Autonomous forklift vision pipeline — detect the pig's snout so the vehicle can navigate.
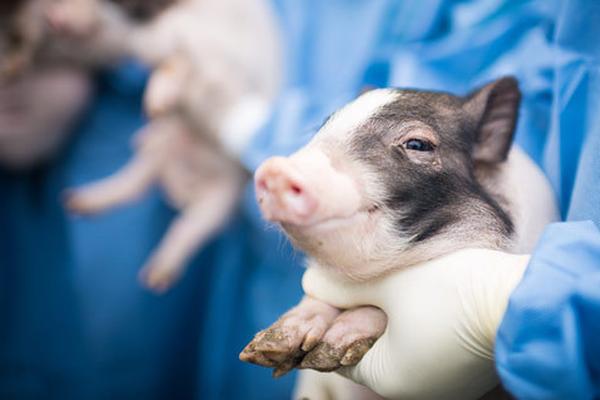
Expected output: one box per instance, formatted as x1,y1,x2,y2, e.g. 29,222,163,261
255,151,364,227
255,157,318,225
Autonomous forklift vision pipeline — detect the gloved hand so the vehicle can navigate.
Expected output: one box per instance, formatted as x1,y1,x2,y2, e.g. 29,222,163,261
0,65,91,170
300,248,530,400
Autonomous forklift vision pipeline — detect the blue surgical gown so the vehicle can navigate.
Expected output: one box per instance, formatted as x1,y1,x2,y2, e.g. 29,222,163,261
1,0,599,399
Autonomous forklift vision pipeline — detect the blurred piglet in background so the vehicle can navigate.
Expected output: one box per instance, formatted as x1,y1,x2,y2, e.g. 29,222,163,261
241,78,558,399
37,0,282,292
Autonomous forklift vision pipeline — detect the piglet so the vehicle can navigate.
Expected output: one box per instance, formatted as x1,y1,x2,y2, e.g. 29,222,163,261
59,0,281,292
240,77,558,397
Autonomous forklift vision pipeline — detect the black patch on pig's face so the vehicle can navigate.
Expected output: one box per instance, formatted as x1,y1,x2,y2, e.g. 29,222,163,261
349,87,514,243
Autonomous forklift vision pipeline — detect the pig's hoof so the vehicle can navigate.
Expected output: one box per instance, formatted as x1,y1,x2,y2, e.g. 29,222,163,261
240,330,281,367
240,300,341,373
299,306,386,371
300,338,376,371
299,342,344,371
272,349,307,378
63,189,99,215
239,325,308,371
139,264,179,294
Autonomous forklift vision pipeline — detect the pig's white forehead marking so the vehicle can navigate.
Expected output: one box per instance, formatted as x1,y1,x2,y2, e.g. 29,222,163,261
319,89,399,140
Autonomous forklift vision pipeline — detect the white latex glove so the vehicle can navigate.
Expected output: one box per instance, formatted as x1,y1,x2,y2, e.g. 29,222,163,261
0,65,91,170
301,248,529,400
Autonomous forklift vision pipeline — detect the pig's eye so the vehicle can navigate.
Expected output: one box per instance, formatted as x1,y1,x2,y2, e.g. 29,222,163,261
404,139,434,152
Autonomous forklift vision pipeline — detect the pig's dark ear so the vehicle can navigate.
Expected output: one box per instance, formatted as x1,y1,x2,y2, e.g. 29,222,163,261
463,77,521,163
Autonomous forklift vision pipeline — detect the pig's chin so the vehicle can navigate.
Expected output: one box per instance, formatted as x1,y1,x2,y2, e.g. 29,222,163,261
281,204,379,232
279,205,381,265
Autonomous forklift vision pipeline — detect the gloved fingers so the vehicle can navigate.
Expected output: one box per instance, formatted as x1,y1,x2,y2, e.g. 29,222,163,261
302,267,385,310
295,369,382,400
335,342,385,396
293,369,333,400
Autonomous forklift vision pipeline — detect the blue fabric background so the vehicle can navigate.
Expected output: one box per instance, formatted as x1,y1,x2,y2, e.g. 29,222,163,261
1,0,599,399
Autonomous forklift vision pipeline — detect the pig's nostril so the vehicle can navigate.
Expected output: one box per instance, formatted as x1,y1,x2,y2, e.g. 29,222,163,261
290,184,302,195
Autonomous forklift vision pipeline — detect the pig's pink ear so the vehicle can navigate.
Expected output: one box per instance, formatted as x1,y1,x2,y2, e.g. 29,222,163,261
463,77,521,163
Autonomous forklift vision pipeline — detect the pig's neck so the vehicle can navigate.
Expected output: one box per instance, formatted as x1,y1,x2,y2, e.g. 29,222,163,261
393,216,511,272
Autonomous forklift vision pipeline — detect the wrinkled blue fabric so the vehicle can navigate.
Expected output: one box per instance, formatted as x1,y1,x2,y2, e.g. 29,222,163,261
496,222,600,400
1,0,599,399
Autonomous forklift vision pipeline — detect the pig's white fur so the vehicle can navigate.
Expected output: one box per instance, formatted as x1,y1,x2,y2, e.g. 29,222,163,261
318,90,399,142
490,146,560,252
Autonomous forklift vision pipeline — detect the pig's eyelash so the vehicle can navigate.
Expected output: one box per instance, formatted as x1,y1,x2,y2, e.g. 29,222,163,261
395,129,439,149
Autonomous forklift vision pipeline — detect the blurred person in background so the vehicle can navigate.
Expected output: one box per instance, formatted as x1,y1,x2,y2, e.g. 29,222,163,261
1,1,599,400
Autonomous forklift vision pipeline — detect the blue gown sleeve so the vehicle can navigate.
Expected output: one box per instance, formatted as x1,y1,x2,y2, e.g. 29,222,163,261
495,221,600,399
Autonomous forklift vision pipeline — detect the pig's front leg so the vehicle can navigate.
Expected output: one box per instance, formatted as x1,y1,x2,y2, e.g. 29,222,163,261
240,296,341,377
300,306,387,372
